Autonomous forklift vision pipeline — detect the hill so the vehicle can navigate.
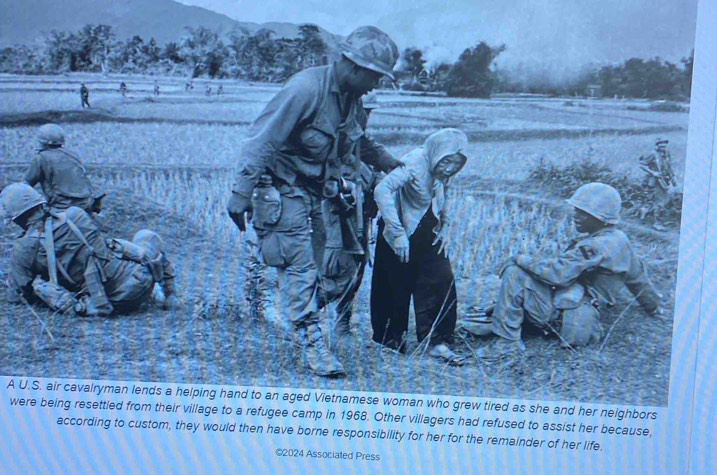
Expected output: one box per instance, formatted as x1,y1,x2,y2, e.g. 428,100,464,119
0,0,341,48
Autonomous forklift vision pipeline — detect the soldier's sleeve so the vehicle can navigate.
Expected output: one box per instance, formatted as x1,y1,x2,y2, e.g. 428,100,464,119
359,135,399,173
232,80,317,197
516,244,604,287
8,240,39,303
24,155,43,187
374,166,412,243
625,251,662,313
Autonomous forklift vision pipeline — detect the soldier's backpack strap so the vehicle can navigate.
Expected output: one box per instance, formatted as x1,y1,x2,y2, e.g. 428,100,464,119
51,210,107,283
42,217,76,287
43,218,59,286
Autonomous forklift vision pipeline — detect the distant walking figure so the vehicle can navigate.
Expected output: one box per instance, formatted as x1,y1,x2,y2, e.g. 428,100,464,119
80,83,90,109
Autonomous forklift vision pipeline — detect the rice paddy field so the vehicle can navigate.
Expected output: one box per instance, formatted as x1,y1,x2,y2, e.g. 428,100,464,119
0,73,687,405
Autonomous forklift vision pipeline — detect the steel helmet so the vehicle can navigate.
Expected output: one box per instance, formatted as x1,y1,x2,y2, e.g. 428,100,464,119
362,91,380,109
655,137,669,146
340,26,399,80
566,182,621,224
0,183,47,222
36,123,66,147
560,303,603,347
132,229,164,260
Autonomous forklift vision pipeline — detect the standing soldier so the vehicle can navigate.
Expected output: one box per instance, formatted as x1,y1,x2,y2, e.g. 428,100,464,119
24,123,103,214
205,84,212,96
321,91,385,340
119,82,128,97
227,26,402,377
474,183,665,359
153,80,160,96
80,83,90,109
1,183,179,316
217,84,224,96
638,138,677,224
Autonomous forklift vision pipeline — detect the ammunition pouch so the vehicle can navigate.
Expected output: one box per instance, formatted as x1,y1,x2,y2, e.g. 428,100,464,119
251,175,283,227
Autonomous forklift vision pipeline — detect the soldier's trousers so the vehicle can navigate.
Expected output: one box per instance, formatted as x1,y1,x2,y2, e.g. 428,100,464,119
491,266,559,341
254,186,325,325
322,249,366,321
370,211,457,347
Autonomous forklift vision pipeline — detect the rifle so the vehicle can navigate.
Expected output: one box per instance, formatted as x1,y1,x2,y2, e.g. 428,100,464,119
639,165,671,190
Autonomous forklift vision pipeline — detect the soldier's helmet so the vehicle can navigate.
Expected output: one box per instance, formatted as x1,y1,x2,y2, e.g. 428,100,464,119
362,91,380,110
656,138,669,147
132,229,165,260
0,183,47,222
566,182,621,224
340,26,399,81
36,123,66,147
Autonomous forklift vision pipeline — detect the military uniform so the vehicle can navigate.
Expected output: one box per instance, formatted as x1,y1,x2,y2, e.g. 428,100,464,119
229,25,400,376
233,64,396,326
638,142,677,221
8,206,176,315
492,226,662,346
25,147,95,212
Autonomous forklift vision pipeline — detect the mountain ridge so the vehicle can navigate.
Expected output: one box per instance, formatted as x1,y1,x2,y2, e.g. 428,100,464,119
0,0,342,48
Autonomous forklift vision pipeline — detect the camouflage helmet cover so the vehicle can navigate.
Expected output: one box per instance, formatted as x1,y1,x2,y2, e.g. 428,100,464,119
566,182,621,224
0,183,47,221
655,137,669,146
340,26,399,80
362,91,380,109
36,123,66,147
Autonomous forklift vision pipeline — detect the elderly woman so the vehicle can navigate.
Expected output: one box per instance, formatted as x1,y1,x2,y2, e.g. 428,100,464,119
371,128,468,365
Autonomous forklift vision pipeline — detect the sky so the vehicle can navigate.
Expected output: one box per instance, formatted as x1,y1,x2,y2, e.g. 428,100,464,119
178,0,698,82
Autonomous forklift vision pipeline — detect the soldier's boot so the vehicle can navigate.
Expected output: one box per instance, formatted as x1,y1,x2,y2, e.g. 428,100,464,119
333,310,353,340
476,338,525,361
161,279,180,310
300,320,346,377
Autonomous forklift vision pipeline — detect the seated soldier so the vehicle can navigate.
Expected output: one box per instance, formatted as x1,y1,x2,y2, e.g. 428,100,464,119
476,182,664,359
24,123,104,214
1,183,179,316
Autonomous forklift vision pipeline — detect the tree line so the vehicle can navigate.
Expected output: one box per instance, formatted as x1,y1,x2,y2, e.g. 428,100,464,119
1,24,330,83
0,23,694,100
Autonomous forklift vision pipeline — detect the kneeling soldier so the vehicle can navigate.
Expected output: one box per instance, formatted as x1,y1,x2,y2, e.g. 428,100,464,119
25,123,104,214
2,183,178,316
477,182,664,359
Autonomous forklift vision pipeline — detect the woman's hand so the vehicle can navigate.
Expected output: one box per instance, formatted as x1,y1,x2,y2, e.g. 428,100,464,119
432,221,449,257
393,235,410,263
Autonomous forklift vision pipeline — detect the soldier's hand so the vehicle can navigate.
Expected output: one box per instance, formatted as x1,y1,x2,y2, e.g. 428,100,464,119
393,235,410,263
387,156,405,171
227,193,252,232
